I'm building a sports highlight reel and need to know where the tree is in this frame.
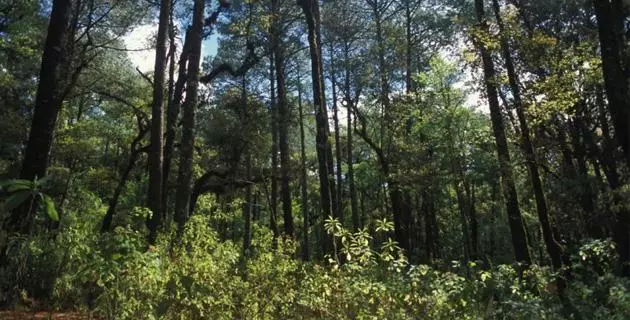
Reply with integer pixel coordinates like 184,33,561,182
147,0,171,244
298,0,335,245
174,0,204,233
473,0,531,265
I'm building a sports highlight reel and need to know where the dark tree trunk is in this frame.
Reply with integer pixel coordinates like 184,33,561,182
299,0,334,238
593,0,630,165
405,0,413,93
269,54,280,242
10,0,73,235
343,42,359,231
468,182,478,260
102,126,149,232
455,180,471,264
272,16,294,238
474,0,531,265
297,67,310,260
174,0,204,234
147,0,171,244
163,29,192,215
330,46,344,225
570,105,602,238
242,77,252,256
492,0,560,270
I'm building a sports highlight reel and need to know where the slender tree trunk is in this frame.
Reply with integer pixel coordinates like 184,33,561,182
343,42,359,231
405,0,413,93
272,16,294,238
10,0,73,235
299,0,334,235
474,0,531,265
242,76,252,256
269,54,280,242
330,45,344,224
493,0,561,270
174,0,204,234
468,182,478,260
297,67,310,260
147,0,171,244
455,180,471,263
162,13,176,219
163,28,192,215
102,127,149,232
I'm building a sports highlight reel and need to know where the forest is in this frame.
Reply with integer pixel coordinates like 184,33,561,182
0,0,629,318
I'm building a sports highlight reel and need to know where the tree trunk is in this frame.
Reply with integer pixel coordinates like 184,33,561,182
269,54,280,242
163,28,192,215
330,45,344,224
242,76,252,256
11,0,73,235
405,0,413,93
173,0,204,234
297,67,310,260
468,182,478,260
343,42,359,231
593,0,630,165
299,0,334,235
272,15,294,238
474,0,531,265
147,0,171,244
102,126,149,232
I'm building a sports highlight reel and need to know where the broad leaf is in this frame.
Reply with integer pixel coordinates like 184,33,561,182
0,179,33,193
42,195,59,221
2,190,32,212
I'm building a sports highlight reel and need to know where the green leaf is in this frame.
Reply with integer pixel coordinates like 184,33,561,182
42,195,59,221
2,190,32,211
0,179,33,192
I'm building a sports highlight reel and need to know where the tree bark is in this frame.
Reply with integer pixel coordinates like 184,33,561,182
163,28,192,215
10,0,74,235
593,0,630,165
272,10,294,238
342,42,359,231
474,0,531,265
269,53,280,242
299,0,334,234
492,0,560,269
102,125,149,232
297,67,310,260
174,0,204,234
242,76,252,256
330,45,344,224
147,0,171,244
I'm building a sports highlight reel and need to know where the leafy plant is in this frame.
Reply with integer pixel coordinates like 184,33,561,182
0,176,58,221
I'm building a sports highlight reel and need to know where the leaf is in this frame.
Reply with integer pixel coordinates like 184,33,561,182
42,195,59,221
2,190,32,211
0,179,33,192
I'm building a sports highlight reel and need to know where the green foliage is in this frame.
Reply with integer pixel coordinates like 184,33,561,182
1,196,629,319
0,177,59,221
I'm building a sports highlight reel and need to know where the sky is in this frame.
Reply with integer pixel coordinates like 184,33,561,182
123,23,218,73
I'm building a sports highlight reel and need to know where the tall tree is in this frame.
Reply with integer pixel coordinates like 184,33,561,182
147,0,171,244
272,0,294,238
8,0,74,234
592,0,630,164
492,0,563,271
174,0,204,233
298,0,335,237
473,0,531,265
